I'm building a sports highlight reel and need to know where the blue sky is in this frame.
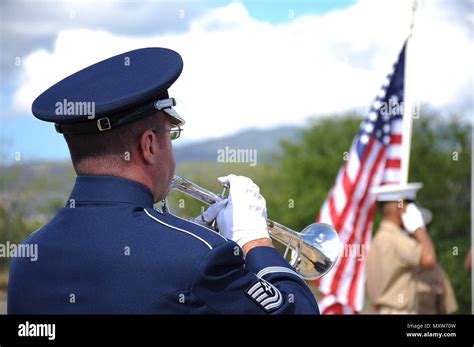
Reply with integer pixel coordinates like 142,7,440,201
239,0,356,23
0,0,471,163
0,0,357,163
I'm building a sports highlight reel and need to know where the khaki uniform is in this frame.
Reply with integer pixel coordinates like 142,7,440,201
417,264,458,314
366,221,422,313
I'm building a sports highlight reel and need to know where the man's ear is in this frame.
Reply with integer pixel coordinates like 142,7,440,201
139,130,157,164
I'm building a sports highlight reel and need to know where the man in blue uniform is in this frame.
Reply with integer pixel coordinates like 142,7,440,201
8,48,319,314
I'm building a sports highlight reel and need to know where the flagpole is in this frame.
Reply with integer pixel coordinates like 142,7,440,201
400,0,418,185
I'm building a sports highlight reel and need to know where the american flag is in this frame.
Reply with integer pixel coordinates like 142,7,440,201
314,43,407,314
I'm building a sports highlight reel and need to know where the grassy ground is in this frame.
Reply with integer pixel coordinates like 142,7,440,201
0,271,7,314
0,289,6,314
0,271,7,290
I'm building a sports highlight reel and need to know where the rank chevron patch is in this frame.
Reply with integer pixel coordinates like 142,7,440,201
245,278,283,313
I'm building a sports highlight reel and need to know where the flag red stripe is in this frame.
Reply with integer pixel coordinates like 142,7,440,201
342,167,352,196
348,203,376,308
316,44,406,313
324,303,343,315
334,138,377,231
391,134,402,144
320,139,377,291
330,145,385,294
329,194,338,225
326,138,378,292
385,158,401,168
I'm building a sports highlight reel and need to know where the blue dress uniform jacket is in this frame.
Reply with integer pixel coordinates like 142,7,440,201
8,176,319,314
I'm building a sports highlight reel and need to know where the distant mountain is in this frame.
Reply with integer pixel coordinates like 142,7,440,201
174,126,300,163
0,126,302,216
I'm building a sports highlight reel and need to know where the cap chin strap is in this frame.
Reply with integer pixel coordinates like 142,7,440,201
55,97,184,134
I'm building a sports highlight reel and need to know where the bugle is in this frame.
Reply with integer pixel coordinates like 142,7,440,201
168,176,341,280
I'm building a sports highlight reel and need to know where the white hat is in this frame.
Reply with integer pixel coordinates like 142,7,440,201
371,182,433,224
370,182,423,202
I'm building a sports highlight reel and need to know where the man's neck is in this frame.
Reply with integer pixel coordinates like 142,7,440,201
112,169,159,202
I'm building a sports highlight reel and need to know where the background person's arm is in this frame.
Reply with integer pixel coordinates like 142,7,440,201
413,227,436,268
465,248,472,272
402,203,436,268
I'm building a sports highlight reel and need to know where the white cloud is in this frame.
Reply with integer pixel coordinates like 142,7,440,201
8,0,473,141
1,0,206,83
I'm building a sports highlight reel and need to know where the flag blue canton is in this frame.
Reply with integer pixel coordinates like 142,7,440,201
356,44,406,157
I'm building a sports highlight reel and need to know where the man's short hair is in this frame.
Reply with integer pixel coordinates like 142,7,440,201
64,113,162,173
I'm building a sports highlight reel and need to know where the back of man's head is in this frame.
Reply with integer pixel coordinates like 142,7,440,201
64,114,162,175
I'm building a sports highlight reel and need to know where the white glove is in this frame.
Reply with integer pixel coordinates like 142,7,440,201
401,203,425,234
215,174,269,248
193,200,228,228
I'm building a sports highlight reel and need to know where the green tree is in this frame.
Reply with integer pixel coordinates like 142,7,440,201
410,111,471,313
264,113,361,230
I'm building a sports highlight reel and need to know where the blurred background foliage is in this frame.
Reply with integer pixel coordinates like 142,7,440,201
0,109,471,312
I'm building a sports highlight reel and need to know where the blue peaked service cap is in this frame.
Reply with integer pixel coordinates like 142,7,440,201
32,47,185,134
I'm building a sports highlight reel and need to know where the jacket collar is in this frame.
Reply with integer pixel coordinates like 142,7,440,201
68,175,154,207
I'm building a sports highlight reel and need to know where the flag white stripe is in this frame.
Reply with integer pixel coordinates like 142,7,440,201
338,141,382,242
383,168,401,182
355,226,373,309
336,148,384,304
337,193,378,305
385,144,402,159
319,141,383,303
319,199,332,225
316,44,406,314
346,146,360,181
391,119,403,134
333,183,347,215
